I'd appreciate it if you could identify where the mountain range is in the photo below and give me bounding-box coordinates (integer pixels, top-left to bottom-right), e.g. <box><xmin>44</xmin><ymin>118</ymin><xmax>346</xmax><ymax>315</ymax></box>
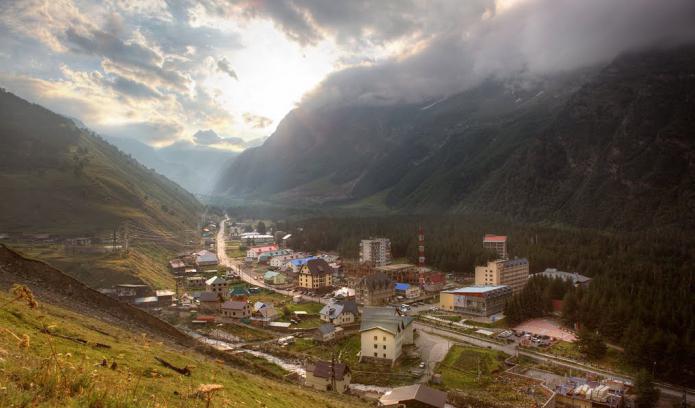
<box><xmin>104</xmin><ymin>135</ymin><xmax>238</xmax><ymax>196</ymax></box>
<box><xmin>217</xmin><ymin>46</ymin><xmax>695</xmax><ymax>230</ymax></box>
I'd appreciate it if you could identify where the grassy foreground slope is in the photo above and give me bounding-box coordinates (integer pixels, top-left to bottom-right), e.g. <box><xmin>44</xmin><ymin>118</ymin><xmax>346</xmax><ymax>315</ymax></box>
<box><xmin>0</xmin><ymin>245</ymin><xmax>367</xmax><ymax>407</ymax></box>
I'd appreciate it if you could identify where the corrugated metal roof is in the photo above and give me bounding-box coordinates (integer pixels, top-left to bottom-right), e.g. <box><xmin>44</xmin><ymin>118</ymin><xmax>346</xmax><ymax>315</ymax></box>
<box><xmin>444</xmin><ymin>285</ymin><xmax>509</xmax><ymax>294</ymax></box>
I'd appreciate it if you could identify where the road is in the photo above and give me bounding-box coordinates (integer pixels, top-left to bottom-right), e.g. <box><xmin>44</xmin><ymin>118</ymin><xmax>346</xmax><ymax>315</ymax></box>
<box><xmin>216</xmin><ymin>217</ymin><xmax>329</xmax><ymax>305</ymax></box>
<box><xmin>415</xmin><ymin>321</ymin><xmax>694</xmax><ymax>403</ymax></box>
<box><xmin>216</xmin><ymin>219</ymin><xmax>692</xmax><ymax>403</ymax></box>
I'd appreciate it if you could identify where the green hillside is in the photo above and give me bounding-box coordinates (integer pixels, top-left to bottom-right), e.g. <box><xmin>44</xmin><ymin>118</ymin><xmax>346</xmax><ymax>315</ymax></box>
<box><xmin>218</xmin><ymin>46</ymin><xmax>695</xmax><ymax>231</ymax></box>
<box><xmin>0</xmin><ymin>89</ymin><xmax>205</xmax><ymax>288</ymax></box>
<box><xmin>0</xmin><ymin>245</ymin><xmax>367</xmax><ymax>407</ymax></box>
<box><xmin>0</xmin><ymin>89</ymin><xmax>202</xmax><ymax>237</ymax></box>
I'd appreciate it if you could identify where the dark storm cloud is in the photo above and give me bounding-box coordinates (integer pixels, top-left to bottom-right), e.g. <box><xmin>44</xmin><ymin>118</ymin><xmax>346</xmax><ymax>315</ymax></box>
<box><xmin>98</xmin><ymin>121</ymin><xmax>184</xmax><ymax>144</ymax></box>
<box><xmin>217</xmin><ymin>57</ymin><xmax>238</xmax><ymax>80</ymax></box>
<box><xmin>235</xmin><ymin>0</ymin><xmax>493</xmax><ymax>47</ymax></box>
<box><xmin>65</xmin><ymin>26</ymin><xmax>190</xmax><ymax>91</ymax></box>
<box><xmin>110</xmin><ymin>75</ymin><xmax>160</xmax><ymax>99</ymax></box>
<box><xmin>295</xmin><ymin>0</ymin><xmax>695</xmax><ymax>108</ymax></box>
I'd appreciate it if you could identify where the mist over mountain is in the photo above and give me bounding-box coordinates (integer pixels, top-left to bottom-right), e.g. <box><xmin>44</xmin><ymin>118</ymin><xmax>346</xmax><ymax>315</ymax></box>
<box><xmin>105</xmin><ymin>135</ymin><xmax>239</xmax><ymax>195</ymax></box>
<box><xmin>218</xmin><ymin>46</ymin><xmax>695</xmax><ymax>230</ymax></box>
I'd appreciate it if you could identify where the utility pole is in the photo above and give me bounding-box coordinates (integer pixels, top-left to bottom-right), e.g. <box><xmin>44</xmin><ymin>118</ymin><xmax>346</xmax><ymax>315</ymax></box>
<box><xmin>112</xmin><ymin>226</ymin><xmax>117</xmax><ymax>253</ymax></box>
<box><xmin>330</xmin><ymin>352</ymin><xmax>337</xmax><ymax>392</ymax></box>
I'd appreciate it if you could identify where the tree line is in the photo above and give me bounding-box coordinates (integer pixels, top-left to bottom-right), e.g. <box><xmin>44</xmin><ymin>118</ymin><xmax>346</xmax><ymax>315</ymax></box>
<box><xmin>274</xmin><ymin>214</ymin><xmax>694</xmax><ymax>385</ymax></box>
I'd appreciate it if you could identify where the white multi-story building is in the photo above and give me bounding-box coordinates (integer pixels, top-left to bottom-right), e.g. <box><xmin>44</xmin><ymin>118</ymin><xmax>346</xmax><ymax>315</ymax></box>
<box><xmin>359</xmin><ymin>238</ymin><xmax>391</xmax><ymax>266</ymax></box>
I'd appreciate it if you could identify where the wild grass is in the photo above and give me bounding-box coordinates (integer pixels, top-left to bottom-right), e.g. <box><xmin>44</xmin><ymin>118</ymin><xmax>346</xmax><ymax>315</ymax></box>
<box><xmin>0</xmin><ymin>287</ymin><xmax>368</xmax><ymax>408</ymax></box>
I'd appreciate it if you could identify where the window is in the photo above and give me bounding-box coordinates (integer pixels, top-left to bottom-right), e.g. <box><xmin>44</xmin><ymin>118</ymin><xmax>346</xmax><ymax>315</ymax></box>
<box><xmin>383</xmin><ymin>353</ymin><xmax>386</xmax><ymax>358</ymax></box>
<box><xmin>383</xmin><ymin>336</ymin><xmax>386</xmax><ymax>341</ymax></box>
<box><xmin>374</xmin><ymin>344</ymin><xmax>377</xmax><ymax>349</ymax></box>
<box><xmin>383</xmin><ymin>345</ymin><xmax>386</xmax><ymax>350</ymax></box>
<box><xmin>374</xmin><ymin>336</ymin><xmax>377</xmax><ymax>341</ymax></box>
<box><xmin>374</xmin><ymin>352</ymin><xmax>377</xmax><ymax>357</ymax></box>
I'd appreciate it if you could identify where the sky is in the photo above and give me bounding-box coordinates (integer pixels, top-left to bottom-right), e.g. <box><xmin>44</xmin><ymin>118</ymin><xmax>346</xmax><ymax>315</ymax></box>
<box><xmin>1</xmin><ymin>0</ymin><xmax>694</xmax><ymax>151</ymax></box>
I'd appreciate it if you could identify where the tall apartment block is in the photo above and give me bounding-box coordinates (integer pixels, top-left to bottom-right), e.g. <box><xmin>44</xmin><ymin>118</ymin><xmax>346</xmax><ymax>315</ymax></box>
<box><xmin>474</xmin><ymin>258</ymin><xmax>529</xmax><ymax>294</ymax></box>
<box><xmin>359</xmin><ymin>238</ymin><xmax>391</xmax><ymax>266</ymax></box>
<box><xmin>483</xmin><ymin>234</ymin><xmax>508</xmax><ymax>259</ymax></box>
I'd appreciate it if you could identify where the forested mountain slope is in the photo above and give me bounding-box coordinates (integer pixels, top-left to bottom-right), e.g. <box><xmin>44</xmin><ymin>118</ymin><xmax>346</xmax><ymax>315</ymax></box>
<box><xmin>218</xmin><ymin>46</ymin><xmax>695</xmax><ymax>230</ymax></box>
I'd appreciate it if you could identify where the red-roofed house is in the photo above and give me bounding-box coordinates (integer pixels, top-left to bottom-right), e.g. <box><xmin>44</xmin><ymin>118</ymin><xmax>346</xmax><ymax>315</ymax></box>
<box><xmin>245</xmin><ymin>244</ymin><xmax>279</xmax><ymax>260</ymax></box>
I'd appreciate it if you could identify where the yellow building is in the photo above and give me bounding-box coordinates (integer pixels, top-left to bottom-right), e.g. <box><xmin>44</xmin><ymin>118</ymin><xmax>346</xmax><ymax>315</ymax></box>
<box><xmin>298</xmin><ymin>258</ymin><xmax>334</xmax><ymax>290</ymax></box>
<box><xmin>359</xmin><ymin>307</ymin><xmax>414</xmax><ymax>364</ymax></box>
<box><xmin>475</xmin><ymin>258</ymin><xmax>529</xmax><ymax>294</ymax></box>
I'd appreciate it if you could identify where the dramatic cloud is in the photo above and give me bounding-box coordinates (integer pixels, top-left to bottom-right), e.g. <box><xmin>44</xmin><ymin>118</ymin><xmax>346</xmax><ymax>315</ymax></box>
<box><xmin>1</xmin><ymin>0</ymin><xmax>694</xmax><ymax>149</ymax></box>
<box><xmin>242</xmin><ymin>112</ymin><xmax>273</xmax><ymax>129</ymax></box>
<box><xmin>217</xmin><ymin>57</ymin><xmax>238</xmax><ymax>80</ymax></box>
<box><xmin>295</xmin><ymin>0</ymin><xmax>695</xmax><ymax>108</ymax></box>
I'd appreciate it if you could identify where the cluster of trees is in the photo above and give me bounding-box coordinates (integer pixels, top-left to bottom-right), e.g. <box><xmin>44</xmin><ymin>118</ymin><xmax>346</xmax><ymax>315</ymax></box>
<box><xmin>278</xmin><ymin>214</ymin><xmax>694</xmax><ymax>385</ymax></box>
<box><xmin>503</xmin><ymin>275</ymin><xmax>574</xmax><ymax>326</ymax></box>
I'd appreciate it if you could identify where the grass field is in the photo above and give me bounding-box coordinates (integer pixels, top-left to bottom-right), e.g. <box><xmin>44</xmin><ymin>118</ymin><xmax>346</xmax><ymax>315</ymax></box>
<box><xmin>9</xmin><ymin>242</ymin><xmax>176</xmax><ymax>289</ymax></box>
<box><xmin>278</xmin><ymin>335</ymin><xmax>421</xmax><ymax>386</ymax></box>
<box><xmin>546</xmin><ymin>341</ymin><xmax>632</xmax><ymax>375</ymax></box>
<box><xmin>0</xmin><ymin>288</ymin><xmax>368</xmax><ymax>407</ymax></box>
<box><xmin>224</xmin><ymin>240</ymin><xmax>246</xmax><ymax>259</ymax></box>
<box><xmin>435</xmin><ymin>345</ymin><xmax>547</xmax><ymax>407</ymax></box>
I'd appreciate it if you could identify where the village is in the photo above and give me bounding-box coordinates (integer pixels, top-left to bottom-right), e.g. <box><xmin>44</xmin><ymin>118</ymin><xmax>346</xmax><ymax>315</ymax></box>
<box><xmin>94</xmin><ymin>218</ymin><xmax>643</xmax><ymax>408</ymax></box>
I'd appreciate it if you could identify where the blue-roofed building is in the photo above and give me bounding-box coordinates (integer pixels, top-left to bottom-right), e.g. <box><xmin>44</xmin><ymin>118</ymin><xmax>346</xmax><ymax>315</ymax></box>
<box><xmin>394</xmin><ymin>283</ymin><xmax>421</xmax><ymax>299</ymax></box>
<box><xmin>440</xmin><ymin>285</ymin><xmax>512</xmax><ymax>317</ymax></box>
<box><xmin>286</xmin><ymin>256</ymin><xmax>318</xmax><ymax>273</ymax></box>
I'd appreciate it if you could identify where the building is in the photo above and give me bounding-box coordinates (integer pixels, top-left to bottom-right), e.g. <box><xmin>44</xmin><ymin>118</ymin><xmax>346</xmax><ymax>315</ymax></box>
<box><xmin>252</xmin><ymin>302</ymin><xmax>279</xmax><ymax>321</ymax></box>
<box><xmin>133</xmin><ymin>296</ymin><xmax>158</xmax><ymax>308</ymax></box>
<box><xmin>112</xmin><ymin>284</ymin><xmax>152</xmax><ymax>303</ymax></box>
<box><xmin>319</xmin><ymin>300</ymin><xmax>359</xmax><ymax>326</ymax></box>
<box><xmin>269</xmin><ymin>252</ymin><xmax>304</xmax><ymax>269</ymax></box>
<box><xmin>360</xmin><ymin>307</ymin><xmax>414</xmax><ymax>363</ymax></box>
<box><xmin>263</xmin><ymin>271</ymin><xmax>287</xmax><ymax>285</ymax></box>
<box><xmin>298</xmin><ymin>259</ymin><xmax>334</xmax><ymax>291</ymax></box>
<box><xmin>475</xmin><ymin>258</ymin><xmax>529</xmax><ymax>294</ymax></box>
<box><xmin>359</xmin><ymin>238</ymin><xmax>391</xmax><ymax>266</ymax></box>
<box><xmin>422</xmin><ymin>272</ymin><xmax>446</xmax><ymax>293</ymax></box>
<box><xmin>221</xmin><ymin>300</ymin><xmax>251</xmax><ymax>318</ymax></box>
<box><xmin>205</xmin><ymin>276</ymin><xmax>228</xmax><ymax>295</ymax></box>
<box><xmin>305</xmin><ymin>360</ymin><xmax>351</xmax><ymax>394</ymax></box>
<box><xmin>240</xmin><ymin>233</ymin><xmax>275</xmax><ymax>245</ymax></box>
<box><xmin>186</xmin><ymin>276</ymin><xmax>205</xmax><ymax>289</ymax></box>
<box><xmin>258</xmin><ymin>249</ymin><xmax>293</xmax><ymax>264</ymax></box>
<box><xmin>155</xmin><ymin>290</ymin><xmax>175</xmax><ymax>306</ymax></box>
<box><xmin>284</xmin><ymin>256</ymin><xmax>317</xmax><ymax>273</ymax></box>
<box><xmin>379</xmin><ymin>384</ymin><xmax>447</xmax><ymax>408</ymax></box>
<box><xmin>483</xmin><ymin>234</ymin><xmax>508</xmax><ymax>259</ymax></box>
<box><xmin>245</xmin><ymin>244</ymin><xmax>279</xmax><ymax>260</ymax></box>
<box><xmin>395</xmin><ymin>283</ymin><xmax>421</xmax><ymax>299</ymax></box>
<box><xmin>229</xmin><ymin>286</ymin><xmax>250</xmax><ymax>300</ymax></box>
<box><xmin>554</xmin><ymin>377</ymin><xmax>628</xmax><ymax>408</ymax></box>
<box><xmin>374</xmin><ymin>264</ymin><xmax>420</xmax><ymax>285</ymax></box>
<box><xmin>314</xmin><ymin>323</ymin><xmax>343</xmax><ymax>342</ymax></box>
<box><xmin>536</xmin><ymin>268</ymin><xmax>592</xmax><ymax>288</ymax></box>
<box><xmin>355</xmin><ymin>272</ymin><xmax>394</xmax><ymax>306</ymax></box>
<box><xmin>439</xmin><ymin>286</ymin><xmax>512</xmax><ymax>317</ymax></box>
<box><xmin>198</xmin><ymin>291</ymin><xmax>222</xmax><ymax>312</ymax></box>
<box><xmin>194</xmin><ymin>250</ymin><xmax>219</xmax><ymax>267</ymax></box>
<box><xmin>168</xmin><ymin>259</ymin><xmax>186</xmax><ymax>274</ymax></box>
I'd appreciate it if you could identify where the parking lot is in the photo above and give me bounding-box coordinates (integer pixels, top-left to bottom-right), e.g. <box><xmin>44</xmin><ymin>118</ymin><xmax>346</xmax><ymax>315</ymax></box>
<box><xmin>513</xmin><ymin>318</ymin><xmax>576</xmax><ymax>342</ymax></box>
